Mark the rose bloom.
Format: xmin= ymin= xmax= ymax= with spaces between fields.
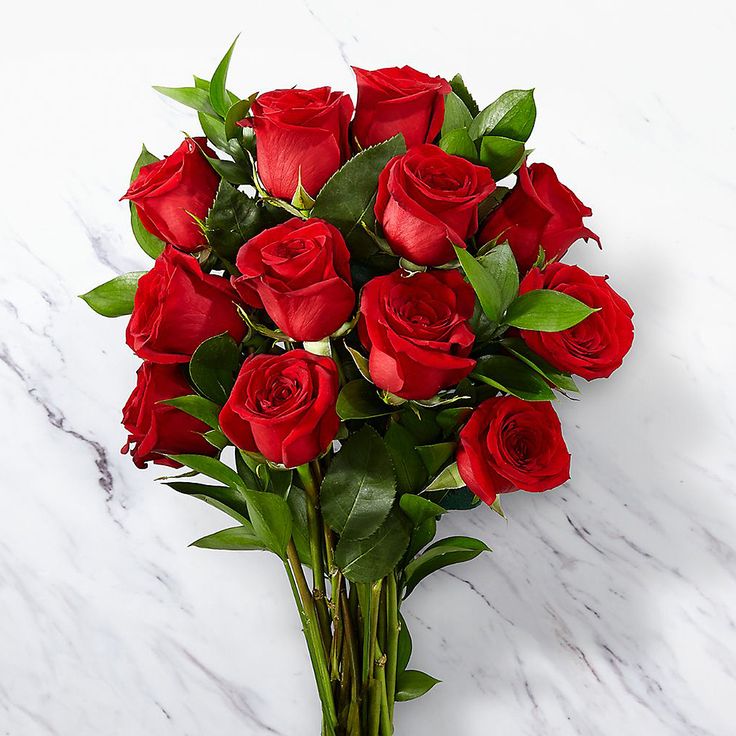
xmin=479 ymin=162 xmax=600 ymax=273
xmin=232 ymin=218 xmax=354 ymax=341
xmin=219 ymin=350 xmax=340 ymax=468
xmin=519 ymin=263 xmax=634 ymax=380
xmin=122 ymin=362 xmax=215 ymax=468
xmin=375 ymin=144 xmax=495 ymax=266
xmin=352 ymin=66 xmax=451 ymax=149
xmin=244 ymin=87 xmax=353 ymax=200
xmin=127 ymin=246 xmax=246 ymax=363
xmin=457 ymin=397 xmax=570 ymax=505
xmin=121 ymin=137 xmax=219 ymax=253
xmin=359 ymin=269 xmax=476 ymax=400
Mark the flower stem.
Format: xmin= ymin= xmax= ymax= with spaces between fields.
xmin=385 ymin=573 xmax=399 ymax=717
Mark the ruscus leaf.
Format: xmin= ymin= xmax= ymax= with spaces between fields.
xmin=79 ymin=272 xmax=145 ymax=317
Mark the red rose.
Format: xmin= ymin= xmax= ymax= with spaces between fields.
xmin=359 ymin=269 xmax=476 ymax=400
xmin=127 ymin=246 xmax=246 ymax=363
xmin=232 ymin=218 xmax=354 ymax=341
xmin=219 ymin=350 xmax=340 ymax=468
xmin=375 ymin=144 xmax=495 ymax=266
xmin=478 ymin=162 xmax=600 ymax=272
xmin=122 ymin=362 xmax=215 ymax=468
xmin=352 ymin=66 xmax=451 ymax=149
xmin=121 ymin=137 xmax=219 ymax=253
xmin=245 ymin=87 xmax=353 ymax=200
xmin=518 ymin=263 xmax=634 ymax=380
xmin=457 ymin=397 xmax=570 ymax=505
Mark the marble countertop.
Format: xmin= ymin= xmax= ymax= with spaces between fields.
xmin=1 ymin=1 xmax=735 ymax=734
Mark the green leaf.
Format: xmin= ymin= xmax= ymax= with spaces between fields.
xmin=335 ymin=509 xmax=411 ymax=583
xmin=321 ymin=426 xmax=397 ymax=540
xmin=454 ymin=246 xmax=501 ymax=325
xmin=423 ymin=461 xmax=464 ymax=493
xmin=397 ymin=613 xmax=412 ymax=673
xmin=79 ymin=272 xmax=145 ymax=318
xmin=199 ymin=112 xmax=230 ymax=151
xmin=441 ymin=92 xmax=473 ymax=137
xmin=479 ymin=135 xmax=526 ymax=180
xmin=205 ymin=179 xmax=266 ymax=262
xmin=436 ymin=407 xmax=472 ymax=434
xmin=439 ymin=128 xmax=478 ymax=161
xmin=476 ymin=243 xmax=519 ymax=314
xmin=224 ymin=95 xmax=254 ymax=141
xmin=189 ymin=333 xmax=240 ymax=404
xmin=405 ymin=516 xmax=437 ymax=561
xmin=244 ymin=489 xmax=292 ymax=558
xmin=345 ymin=345 xmax=372 ymax=382
xmin=336 ymin=380 xmax=394 ymax=420
xmin=502 ymin=337 xmax=579 ymax=393
xmin=312 ymin=135 xmax=406 ymax=246
xmin=165 ymin=481 xmax=249 ymax=523
xmin=168 ymin=454 xmax=245 ymax=492
xmin=436 ymin=488 xmax=480 ymax=511
xmin=450 ymin=73 xmax=479 ymax=117
xmin=404 ymin=536 xmax=491 ymax=597
xmin=473 ymin=355 xmax=556 ymax=401
xmin=490 ymin=496 xmax=506 ymax=519
xmin=399 ymin=494 xmax=445 ymax=526
xmin=384 ymin=423 xmax=427 ymax=494
xmin=209 ymin=36 xmax=240 ymax=118
xmin=191 ymin=522 xmax=267 ymax=551
xmin=204 ymin=429 xmax=229 ymax=450
xmin=129 ymin=145 xmax=165 ymax=259
xmin=395 ymin=670 xmax=441 ymax=701
xmin=468 ymin=89 xmax=536 ymax=142
xmin=415 ymin=442 xmax=456 ymax=477
xmin=153 ymin=86 xmax=217 ymax=116
xmin=504 ymin=289 xmax=597 ymax=331
xmin=286 ymin=485 xmax=312 ymax=567
xmin=206 ymin=156 xmax=252 ymax=185
xmin=162 ymin=395 xmax=221 ymax=429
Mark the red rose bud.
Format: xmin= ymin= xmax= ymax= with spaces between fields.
xmin=121 ymin=137 xmax=219 ymax=253
xmin=478 ymin=162 xmax=600 ymax=273
xmin=122 ymin=362 xmax=216 ymax=468
xmin=359 ymin=269 xmax=476 ymax=400
xmin=351 ymin=66 xmax=451 ymax=149
xmin=126 ymin=246 xmax=246 ymax=363
xmin=375 ymin=144 xmax=495 ymax=266
xmin=247 ymin=87 xmax=353 ymax=200
xmin=219 ymin=350 xmax=340 ymax=468
xmin=232 ymin=218 xmax=354 ymax=341
xmin=457 ymin=397 xmax=570 ymax=505
xmin=519 ymin=263 xmax=634 ymax=380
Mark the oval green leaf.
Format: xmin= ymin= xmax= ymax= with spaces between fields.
xmin=504 ymin=289 xmax=597 ymax=331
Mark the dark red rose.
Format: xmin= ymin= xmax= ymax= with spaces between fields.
xmin=232 ymin=218 xmax=354 ymax=341
xmin=375 ymin=144 xmax=495 ymax=266
xmin=219 ymin=350 xmax=340 ymax=468
xmin=457 ymin=397 xmax=570 ymax=505
xmin=245 ymin=87 xmax=353 ymax=200
xmin=359 ymin=269 xmax=476 ymax=400
xmin=351 ymin=66 xmax=451 ymax=149
xmin=122 ymin=362 xmax=215 ymax=468
xmin=127 ymin=246 xmax=246 ymax=363
xmin=121 ymin=137 xmax=219 ymax=253
xmin=518 ymin=262 xmax=634 ymax=380
xmin=478 ymin=162 xmax=600 ymax=272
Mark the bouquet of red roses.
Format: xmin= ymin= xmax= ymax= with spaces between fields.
xmin=82 ymin=38 xmax=633 ymax=736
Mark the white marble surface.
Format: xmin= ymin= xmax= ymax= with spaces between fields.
xmin=2 ymin=1 xmax=735 ymax=734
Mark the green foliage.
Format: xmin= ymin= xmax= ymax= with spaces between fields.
xmin=336 ymin=380 xmax=394 ymax=420
xmin=441 ymin=92 xmax=473 ymax=137
xmin=209 ymin=36 xmax=240 ymax=117
xmin=473 ymin=355 xmax=556 ymax=401
xmin=153 ymin=86 xmax=218 ymax=116
xmin=468 ymin=89 xmax=536 ymax=142
xmin=162 ymin=395 xmax=221 ymax=429
xmin=399 ymin=494 xmax=446 ymax=526
xmin=79 ymin=272 xmax=145 ymax=317
xmin=439 ymin=128 xmax=478 ymax=160
xmin=244 ymin=490 xmax=292 ymax=558
xmin=321 ymin=426 xmax=396 ymax=540
xmin=167 ymin=454 xmax=246 ymax=492
xmin=479 ymin=135 xmax=526 ymax=180
xmin=502 ymin=337 xmax=579 ymax=393
xmin=189 ymin=333 xmax=240 ymax=404
xmin=394 ymin=670 xmax=441 ymax=701
xmin=129 ymin=145 xmax=165 ymax=258
xmin=165 ymin=480 xmax=249 ymax=523
xmin=384 ymin=423 xmax=427 ymax=494
xmin=450 ymin=73 xmax=480 ymax=117
xmin=504 ymin=289 xmax=597 ymax=331
xmin=191 ymin=522 xmax=266 ymax=551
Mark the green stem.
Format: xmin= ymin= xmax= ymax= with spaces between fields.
xmin=385 ymin=573 xmax=399 ymax=717
xmin=368 ymin=678 xmax=382 ymax=736
xmin=285 ymin=542 xmax=337 ymax=731
xmin=374 ymin=643 xmax=392 ymax=736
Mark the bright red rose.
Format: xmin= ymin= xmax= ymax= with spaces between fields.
xmin=359 ymin=269 xmax=476 ymax=400
xmin=375 ymin=144 xmax=495 ymax=266
xmin=351 ymin=66 xmax=451 ymax=149
xmin=127 ymin=246 xmax=246 ymax=363
xmin=478 ymin=162 xmax=600 ymax=273
xmin=457 ymin=397 xmax=570 ymax=505
xmin=232 ymin=218 xmax=354 ymax=341
xmin=122 ymin=362 xmax=215 ymax=468
xmin=121 ymin=137 xmax=219 ymax=253
xmin=244 ymin=87 xmax=353 ymax=200
xmin=518 ymin=263 xmax=634 ymax=380
xmin=219 ymin=350 xmax=340 ymax=468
